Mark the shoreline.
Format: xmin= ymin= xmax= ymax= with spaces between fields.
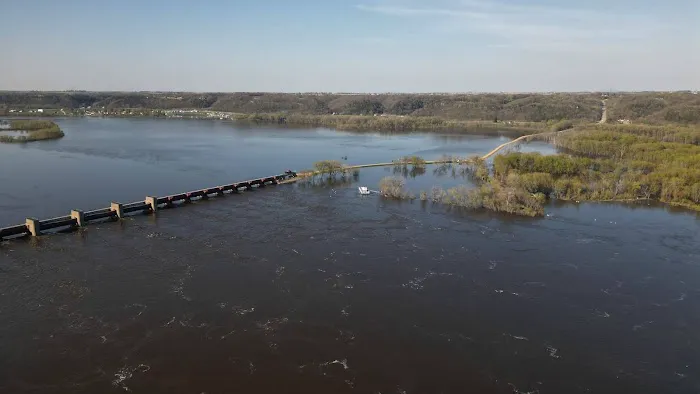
xmin=1 ymin=110 xmax=548 ymax=134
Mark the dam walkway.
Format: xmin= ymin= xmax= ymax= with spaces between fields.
xmin=0 ymin=171 xmax=297 ymax=240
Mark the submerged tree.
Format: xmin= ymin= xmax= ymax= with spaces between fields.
xmin=313 ymin=160 xmax=346 ymax=178
xmin=379 ymin=177 xmax=412 ymax=199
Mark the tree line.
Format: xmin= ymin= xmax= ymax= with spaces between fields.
xmin=1 ymin=92 xmax=606 ymax=122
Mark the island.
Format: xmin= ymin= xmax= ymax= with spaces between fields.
xmin=0 ymin=120 xmax=64 ymax=143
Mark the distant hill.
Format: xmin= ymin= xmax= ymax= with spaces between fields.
xmin=1 ymin=91 xmax=698 ymax=124
xmin=605 ymin=92 xmax=700 ymax=124
xmin=0 ymin=92 xmax=603 ymax=122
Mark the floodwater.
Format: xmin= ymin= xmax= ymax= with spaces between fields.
xmin=0 ymin=118 xmax=699 ymax=394
xmin=0 ymin=117 xmax=554 ymax=225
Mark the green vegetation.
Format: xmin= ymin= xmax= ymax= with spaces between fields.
xmin=0 ymin=120 xmax=64 ymax=143
xmin=494 ymin=123 xmax=700 ymax=211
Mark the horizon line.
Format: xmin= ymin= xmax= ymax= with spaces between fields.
xmin=1 ymin=90 xmax=697 ymax=95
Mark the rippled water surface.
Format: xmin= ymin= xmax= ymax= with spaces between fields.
xmin=0 ymin=118 xmax=698 ymax=394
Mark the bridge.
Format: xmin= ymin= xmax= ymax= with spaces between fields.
xmin=0 ymin=171 xmax=297 ymax=240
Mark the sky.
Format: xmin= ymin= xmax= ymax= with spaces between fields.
xmin=1 ymin=0 xmax=698 ymax=92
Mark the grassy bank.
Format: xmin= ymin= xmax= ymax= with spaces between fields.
xmin=0 ymin=120 xmax=64 ymax=143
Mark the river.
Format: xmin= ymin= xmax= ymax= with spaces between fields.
xmin=0 ymin=118 xmax=698 ymax=394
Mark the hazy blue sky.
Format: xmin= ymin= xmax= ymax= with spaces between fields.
xmin=2 ymin=0 xmax=698 ymax=92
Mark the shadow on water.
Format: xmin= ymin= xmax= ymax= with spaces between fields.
xmin=391 ymin=165 xmax=426 ymax=178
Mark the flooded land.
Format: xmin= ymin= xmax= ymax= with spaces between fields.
xmin=0 ymin=118 xmax=698 ymax=393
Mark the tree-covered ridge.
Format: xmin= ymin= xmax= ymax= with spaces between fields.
xmin=606 ymin=92 xmax=700 ymax=124
xmin=1 ymin=92 xmax=604 ymax=122
xmin=4 ymin=92 xmax=699 ymax=124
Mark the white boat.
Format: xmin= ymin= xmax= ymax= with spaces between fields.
xmin=358 ymin=186 xmax=371 ymax=195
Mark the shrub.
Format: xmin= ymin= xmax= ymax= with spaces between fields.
xmin=460 ymin=156 xmax=489 ymax=183
xmin=395 ymin=155 xmax=427 ymax=167
xmin=379 ymin=177 xmax=412 ymax=199
xmin=313 ymin=160 xmax=346 ymax=177
xmin=417 ymin=182 xmax=544 ymax=216
xmin=511 ymin=172 xmax=554 ymax=195
xmin=430 ymin=186 xmax=447 ymax=203
xmin=691 ymin=183 xmax=700 ymax=203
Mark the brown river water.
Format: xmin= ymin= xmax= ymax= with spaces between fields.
xmin=0 ymin=118 xmax=698 ymax=393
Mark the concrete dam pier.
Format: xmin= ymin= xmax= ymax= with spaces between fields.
xmin=0 ymin=171 xmax=297 ymax=240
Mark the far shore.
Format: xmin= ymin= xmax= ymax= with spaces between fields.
xmin=1 ymin=109 xmax=552 ymax=134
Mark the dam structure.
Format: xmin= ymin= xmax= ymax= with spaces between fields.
xmin=0 ymin=171 xmax=298 ymax=240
